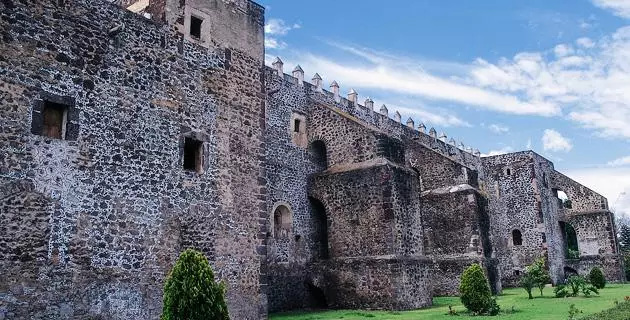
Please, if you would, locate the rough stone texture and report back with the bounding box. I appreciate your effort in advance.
[264,63,624,312]
[0,0,266,319]
[0,0,625,318]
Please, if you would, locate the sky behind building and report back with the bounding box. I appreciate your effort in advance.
[261,0,630,219]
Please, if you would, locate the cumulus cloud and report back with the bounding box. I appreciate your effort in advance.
[591,0,630,18]
[608,155,630,166]
[542,129,573,152]
[264,18,300,50]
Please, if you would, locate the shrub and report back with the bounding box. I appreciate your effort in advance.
[554,284,569,298]
[588,267,606,289]
[487,298,500,316]
[459,264,492,314]
[526,257,551,296]
[567,304,582,320]
[161,248,229,320]
[567,248,580,259]
[519,272,535,299]
[567,275,585,297]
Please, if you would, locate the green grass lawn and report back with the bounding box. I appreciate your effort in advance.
[270,284,630,320]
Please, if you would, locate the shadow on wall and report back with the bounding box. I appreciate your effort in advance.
[308,140,328,171]
[309,196,329,260]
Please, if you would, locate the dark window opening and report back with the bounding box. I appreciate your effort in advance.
[190,16,202,39]
[506,168,512,176]
[294,119,301,133]
[561,222,579,259]
[514,270,521,277]
[542,233,546,243]
[310,197,329,260]
[512,229,523,246]
[183,137,203,172]
[42,101,68,139]
[308,140,328,171]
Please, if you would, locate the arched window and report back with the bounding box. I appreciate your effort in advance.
[308,140,328,170]
[512,229,523,246]
[309,197,329,260]
[273,205,292,239]
[506,168,512,176]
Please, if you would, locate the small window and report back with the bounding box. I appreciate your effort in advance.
[42,101,68,139]
[294,119,301,133]
[190,16,202,39]
[273,205,292,239]
[514,270,521,277]
[541,233,546,243]
[183,137,203,172]
[506,168,512,176]
[512,229,523,246]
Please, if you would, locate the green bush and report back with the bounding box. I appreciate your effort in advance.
[487,298,500,316]
[561,275,599,298]
[554,284,569,298]
[527,257,551,296]
[519,272,535,299]
[459,264,492,314]
[588,267,606,289]
[567,248,580,259]
[161,248,229,320]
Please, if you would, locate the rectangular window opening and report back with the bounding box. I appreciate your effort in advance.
[294,119,301,133]
[183,137,203,172]
[190,16,202,39]
[42,101,68,139]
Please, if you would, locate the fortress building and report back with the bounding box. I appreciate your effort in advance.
[0,0,625,319]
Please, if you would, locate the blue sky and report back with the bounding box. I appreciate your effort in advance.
[261,0,630,219]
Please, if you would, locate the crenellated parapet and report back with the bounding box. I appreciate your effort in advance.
[265,58,483,169]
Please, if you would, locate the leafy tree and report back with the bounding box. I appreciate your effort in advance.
[588,267,606,289]
[459,264,492,314]
[161,248,229,320]
[519,272,535,299]
[526,257,551,296]
[620,224,630,253]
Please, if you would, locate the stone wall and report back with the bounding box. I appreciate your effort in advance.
[0,0,266,319]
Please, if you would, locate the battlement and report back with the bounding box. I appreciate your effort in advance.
[267,57,483,169]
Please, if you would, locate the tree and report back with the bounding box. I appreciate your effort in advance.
[519,272,535,299]
[459,264,492,314]
[526,257,551,296]
[620,224,630,253]
[161,249,229,320]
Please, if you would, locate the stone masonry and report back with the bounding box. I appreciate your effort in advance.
[0,0,625,319]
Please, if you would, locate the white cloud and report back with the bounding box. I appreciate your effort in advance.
[591,0,630,18]
[542,129,573,152]
[608,155,630,166]
[488,124,509,134]
[264,18,300,51]
[554,44,574,57]
[576,37,595,48]
[565,167,630,218]
[481,146,514,157]
[264,38,286,50]
[264,18,300,35]
[279,46,560,117]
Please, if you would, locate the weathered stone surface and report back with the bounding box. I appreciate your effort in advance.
[0,0,625,318]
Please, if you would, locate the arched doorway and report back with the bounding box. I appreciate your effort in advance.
[560,221,579,259]
[273,204,292,239]
[308,140,328,171]
[309,197,329,260]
